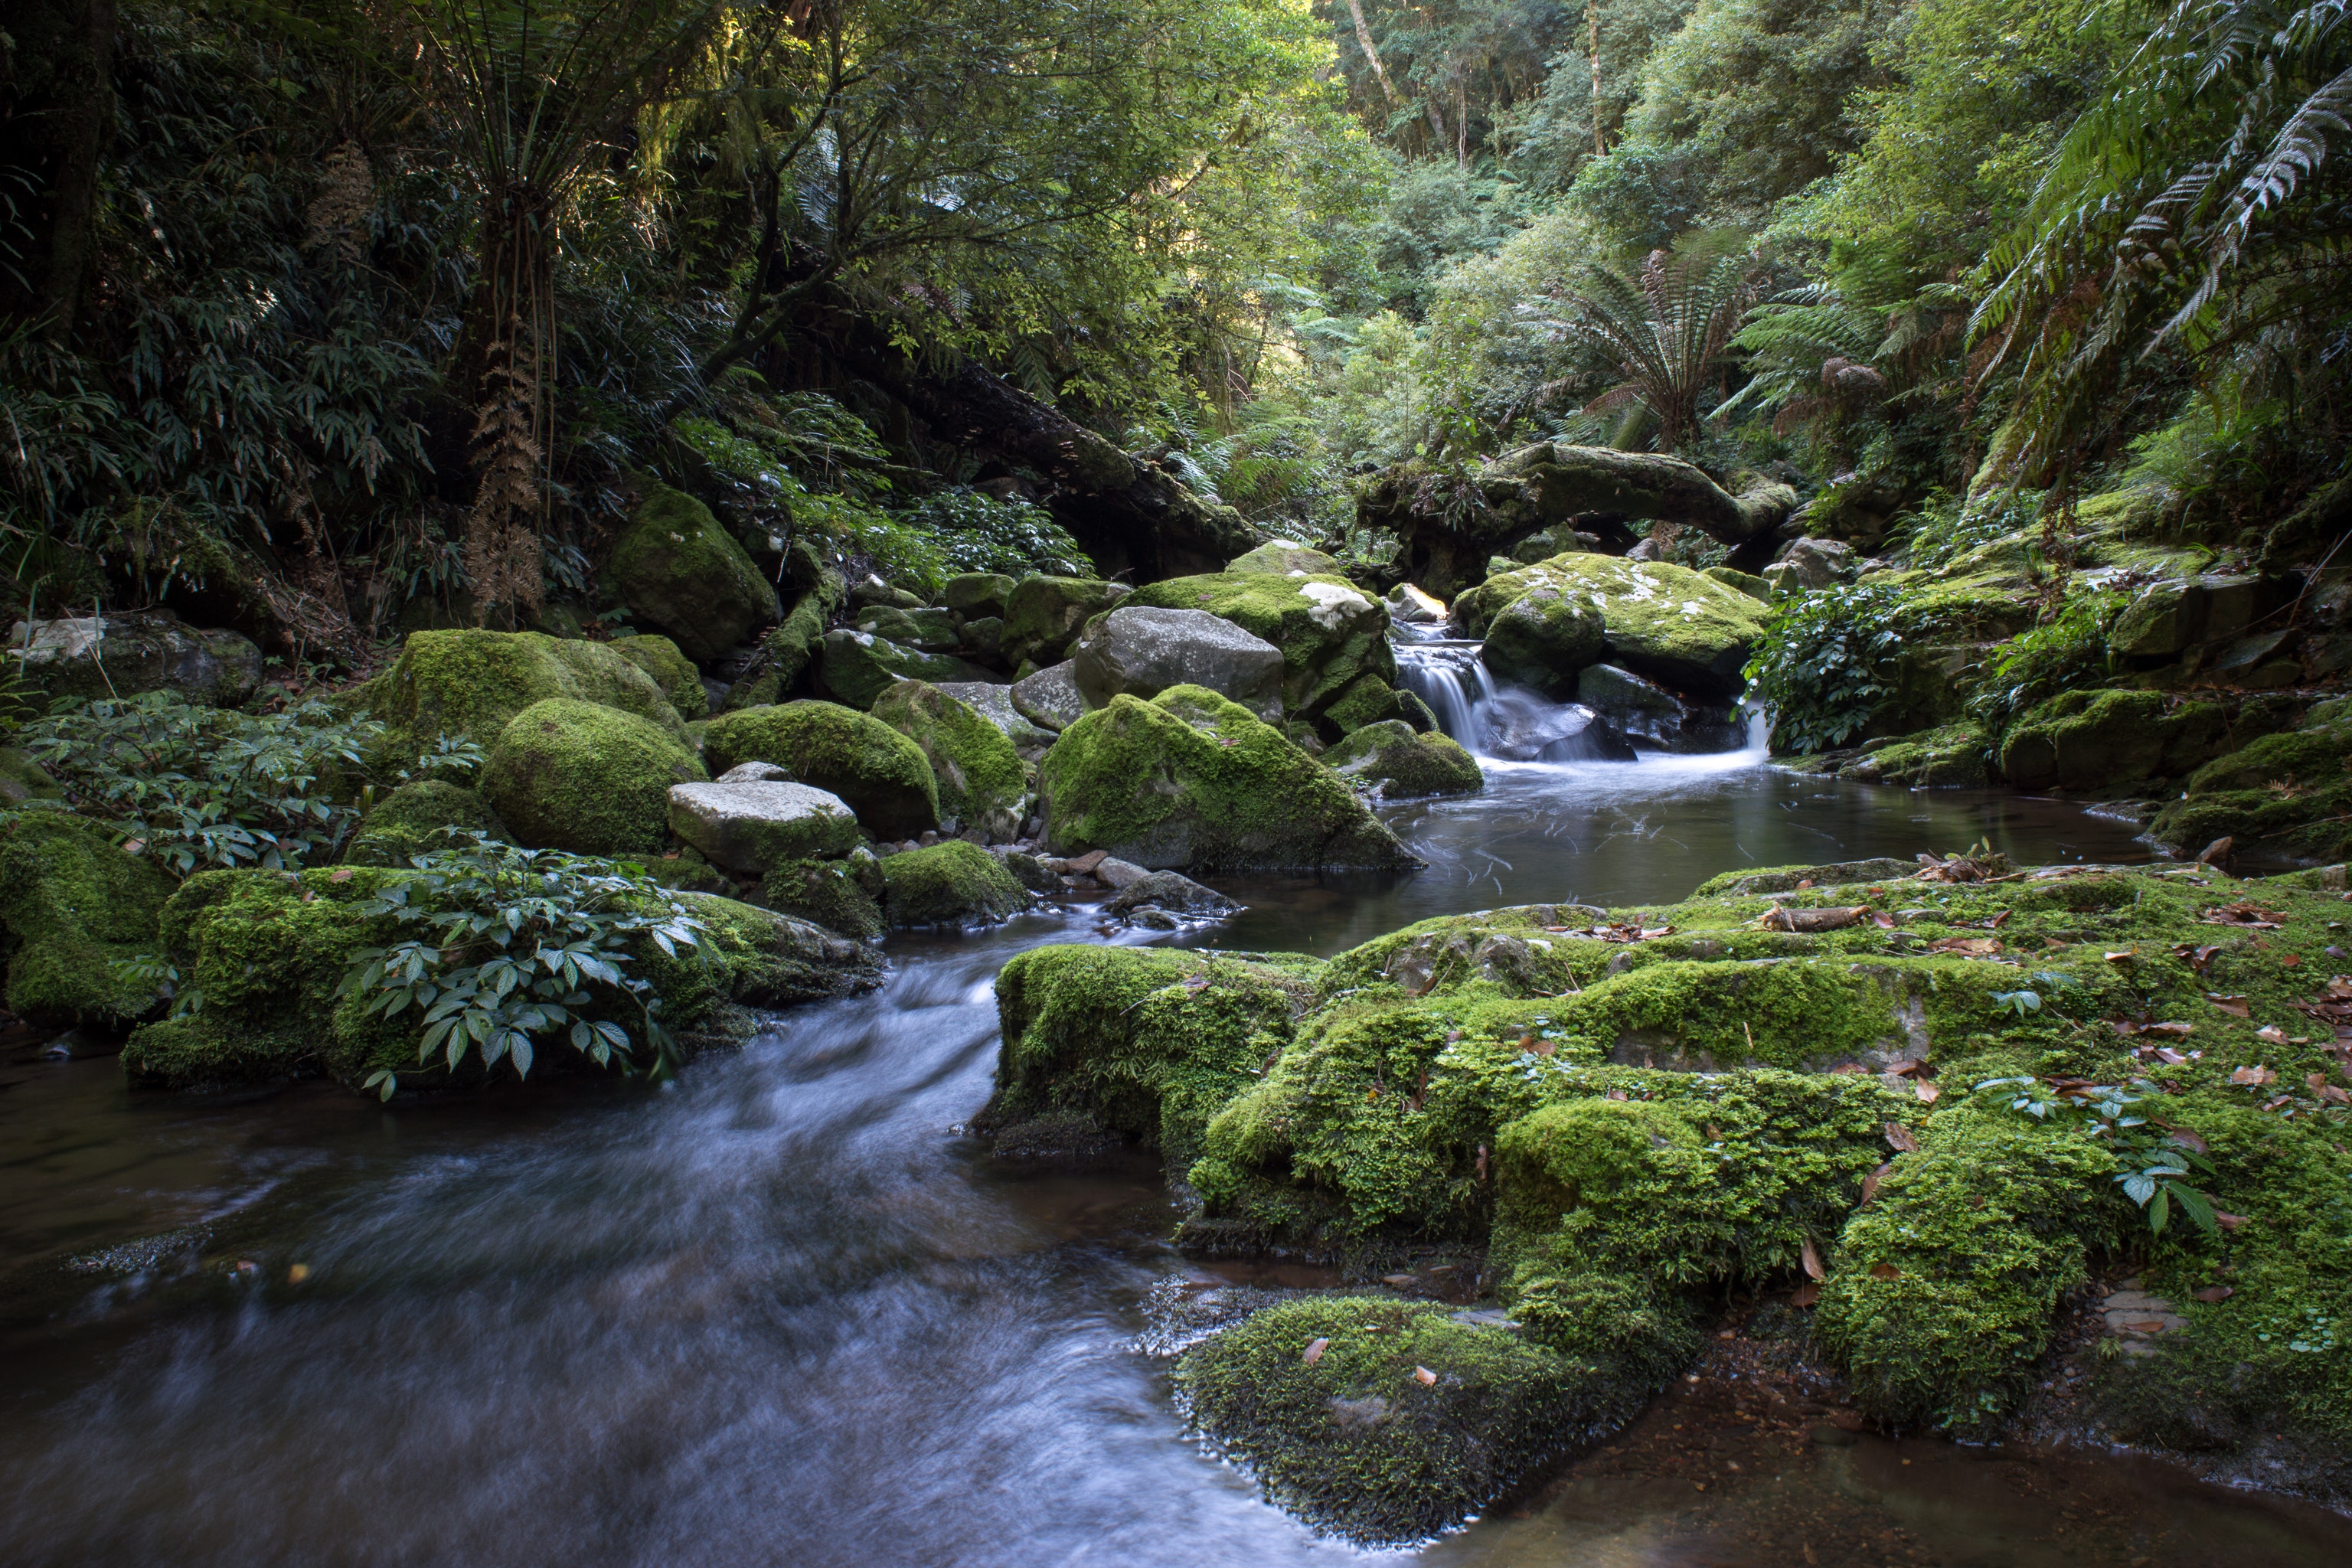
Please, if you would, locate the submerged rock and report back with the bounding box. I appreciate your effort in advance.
[1479,697,1638,762]
[1100,869,1243,928]
[1037,685,1418,871]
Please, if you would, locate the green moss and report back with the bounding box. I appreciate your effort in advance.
[981,943,1314,1164]
[609,633,708,720]
[757,854,886,939]
[999,575,1129,668]
[606,482,778,662]
[480,697,708,857]
[1453,555,1767,696]
[701,700,940,839]
[1998,688,2229,792]
[1173,1296,1607,1545]
[812,628,990,709]
[0,747,62,805]
[877,839,1031,926]
[1037,685,1414,871]
[1323,720,1482,798]
[1814,1107,2122,1436]
[727,564,848,710]
[1125,570,1393,719]
[0,812,179,1026]
[871,681,1029,840]
[120,1013,315,1089]
[1838,724,1992,788]
[345,779,512,867]
[367,629,686,752]
[1478,583,1605,697]
[1321,671,1410,733]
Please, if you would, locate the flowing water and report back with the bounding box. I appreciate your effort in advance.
[3,657,2349,1566]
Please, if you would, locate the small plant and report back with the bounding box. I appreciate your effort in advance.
[1965,590,2127,735]
[338,831,706,1099]
[1743,580,1911,753]
[900,488,1094,579]
[1976,1075,2219,1233]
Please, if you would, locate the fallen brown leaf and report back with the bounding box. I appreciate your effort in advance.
[2230,1064,2278,1086]
[1761,905,1867,933]
[1868,1263,1902,1281]
[2257,1026,2288,1044]
[1413,1366,1438,1387]
[1302,1338,1328,1366]
[1884,1122,1919,1154]
[2207,993,2251,1018]
[2282,954,2305,968]
[1801,1239,1825,1281]
[2191,1285,2234,1303]
[1915,1080,1942,1103]
[1860,1162,1893,1204]
[2216,1210,2248,1230]
[1789,1282,1820,1308]
[2105,949,2136,963]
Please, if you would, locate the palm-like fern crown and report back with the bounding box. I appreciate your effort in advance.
[1520,246,1761,450]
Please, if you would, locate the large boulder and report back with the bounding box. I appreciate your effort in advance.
[942,572,1016,620]
[812,628,992,710]
[757,852,887,940]
[1454,555,1767,698]
[1123,569,1393,723]
[871,682,1029,841]
[366,629,686,748]
[480,697,709,856]
[1009,661,1086,731]
[345,779,512,866]
[878,839,1032,926]
[0,812,177,1027]
[10,611,261,708]
[1227,541,1344,576]
[851,604,961,652]
[668,769,864,873]
[933,681,1057,760]
[1996,689,2229,791]
[2109,573,2295,658]
[1762,537,1857,593]
[1037,685,1417,871]
[1477,584,1605,697]
[1071,606,1285,719]
[1001,576,1131,669]
[700,701,941,840]
[1322,720,1483,798]
[608,633,707,720]
[606,482,779,661]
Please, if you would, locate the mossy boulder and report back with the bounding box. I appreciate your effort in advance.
[481,698,708,856]
[0,812,178,1027]
[1174,1297,1605,1545]
[871,681,1030,841]
[758,854,886,939]
[701,701,940,840]
[366,629,687,750]
[1227,541,1344,575]
[1997,688,2229,791]
[725,556,848,710]
[606,482,778,661]
[1037,685,1417,871]
[1001,576,1130,669]
[1323,720,1482,798]
[2148,720,2352,861]
[980,944,1315,1161]
[851,604,960,652]
[877,839,1032,926]
[934,680,1058,761]
[345,779,513,867]
[812,628,992,710]
[942,572,1015,619]
[1125,570,1393,723]
[1452,554,1767,697]
[1837,724,1992,789]
[1321,671,1413,733]
[609,633,708,720]
[1477,583,1606,697]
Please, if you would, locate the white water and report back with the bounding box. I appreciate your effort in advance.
[1392,637,1768,765]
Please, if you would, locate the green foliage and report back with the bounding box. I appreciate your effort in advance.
[1964,590,2125,735]
[17,693,390,874]
[898,489,1093,580]
[1743,580,1907,751]
[339,831,706,1098]
[1975,1073,2220,1234]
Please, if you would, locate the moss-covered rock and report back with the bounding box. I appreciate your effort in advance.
[757,853,887,939]
[1125,570,1394,723]
[1998,688,2229,791]
[1320,671,1412,733]
[1478,583,1605,697]
[345,779,513,867]
[1836,724,1993,788]
[1001,576,1130,668]
[119,1012,316,1089]
[0,747,61,805]
[1323,720,1482,798]
[942,571,1016,619]
[366,629,687,750]
[812,628,992,710]
[2148,720,2352,861]
[1454,554,1768,697]
[12,612,263,708]
[0,812,178,1027]
[877,838,1032,926]
[1174,1296,1607,1545]
[1227,541,1344,575]
[871,681,1030,840]
[480,698,708,856]
[851,604,960,652]
[606,482,778,661]
[1037,685,1417,871]
[609,633,708,720]
[701,701,941,839]
[725,555,848,710]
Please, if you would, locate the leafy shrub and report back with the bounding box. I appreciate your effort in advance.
[900,488,1093,578]
[18,693,389,874]
[340,831,706,1098]
[1974,1074,2218,1234]
[1964,590,2125,733]
[1743,580,1909,753]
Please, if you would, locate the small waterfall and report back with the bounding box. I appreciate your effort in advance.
[1392,639,1635,761]
[1393,640,1496,743]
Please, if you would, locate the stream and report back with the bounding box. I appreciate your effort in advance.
[4,669,2350,1566]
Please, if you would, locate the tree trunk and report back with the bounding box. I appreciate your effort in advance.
[40,0,116,341]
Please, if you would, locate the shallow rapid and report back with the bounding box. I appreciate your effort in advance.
[2,716,2347,1566]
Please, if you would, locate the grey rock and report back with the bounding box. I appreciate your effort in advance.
[813,629,993,710]
[1102,869,1243,925]
[851,605,961,652]
[668,779,864,872]
[1071,606,1284,719]
[934,679,1056,760]
[942,572,1016,619]
[1010,660,1087,731]
[11,612,263,707]
[1763,537,1857,593]
[1095,855,1150,890]
[992,848,1061,893]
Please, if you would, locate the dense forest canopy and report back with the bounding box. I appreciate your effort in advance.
[1,0,2347,663]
